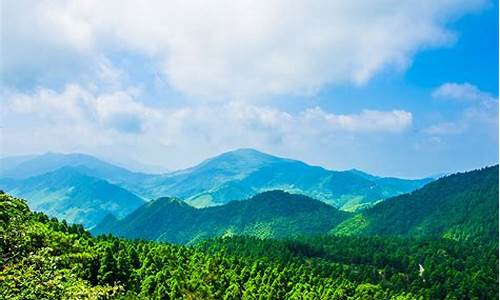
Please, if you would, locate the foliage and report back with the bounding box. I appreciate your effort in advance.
[93,190,351,244]
[1,191,498,299]
[96,166,498,246]
[199,235,498,299]
[0,191,121,299]
[332,165,499,241]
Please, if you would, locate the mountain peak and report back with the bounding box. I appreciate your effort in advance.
[216,148,280,160]
[40,152,98,160]
[347,168,377,180]
[186,148,287,176]
[229,148,269,155]
[93,189,350,244]
[151,196,191,207]
[0,151,143,182]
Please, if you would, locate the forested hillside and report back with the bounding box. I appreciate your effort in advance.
[1,192,497,299]
[0,167,145,228]
[94,166,498,245]
[93,190,350,244]
[333,165,499,241]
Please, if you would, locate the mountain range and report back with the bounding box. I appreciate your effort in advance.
[94,165,499,243]
[93,190,350,244]
[0,148,433,227]
[0,152,151,182]
[129,149,433,210]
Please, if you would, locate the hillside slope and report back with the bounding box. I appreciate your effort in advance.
[333,165,499,241]
[0,166,145,228]
[4,192,496,299]
[93,190,351,244]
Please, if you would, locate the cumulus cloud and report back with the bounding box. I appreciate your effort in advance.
[2,1,495,176]
[432,82,497,102]
[2,0,486,99]
[302,108,412,133]
[425,82,498,136]
[1,84,412,168]
[4,85,160,138]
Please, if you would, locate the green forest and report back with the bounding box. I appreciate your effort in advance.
[1,189,498,299]
[94,166,499,245]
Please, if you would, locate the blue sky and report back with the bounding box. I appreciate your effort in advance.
[1,0,498,178]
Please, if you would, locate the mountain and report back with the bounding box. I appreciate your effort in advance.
[1,149,433,211]
[332,165,499,241]
[129,149,285,203]
[109,157,169,174]
[0,154,37,174]
[0,152,151,184]
[131,148,433,210]
[93,190,351,244]
[93,164,499,244]
[0,166,145,228]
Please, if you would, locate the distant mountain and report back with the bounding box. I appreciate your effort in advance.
[0,154,37,174]
[93,190,351,244]
[131,148,433,210]
[129,149,285,203]
[0,166,145,228]
[0,152,151,184]
[0,149,433,211]
[108,158,169,174]
[332,165,499,241]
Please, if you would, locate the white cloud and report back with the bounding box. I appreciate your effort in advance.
[432,82,496,102]
[425,82,498,136]
[1,84,412,169]
[302,108,412,133]
[423,122,465,135]
[5,84,157,134]
[2,0,486,99]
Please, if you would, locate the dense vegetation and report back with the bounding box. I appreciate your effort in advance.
[95,166,498,245]
[93,191,350,244]
[1,191,498,299]
[199,236,498,299]
[333,165,499,241]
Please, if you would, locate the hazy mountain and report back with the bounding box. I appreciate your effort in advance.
[93,190,351,244]
[0,149,433,211]
[132,148,433,210]
[333,165,499,241]
[0,166,145,228]
[0,152,151,184]
[0,154,37,174]
[106,157,170,174]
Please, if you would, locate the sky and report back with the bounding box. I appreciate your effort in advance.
[1,0,498,178]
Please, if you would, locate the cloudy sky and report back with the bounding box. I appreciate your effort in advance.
[1,0,498,177]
